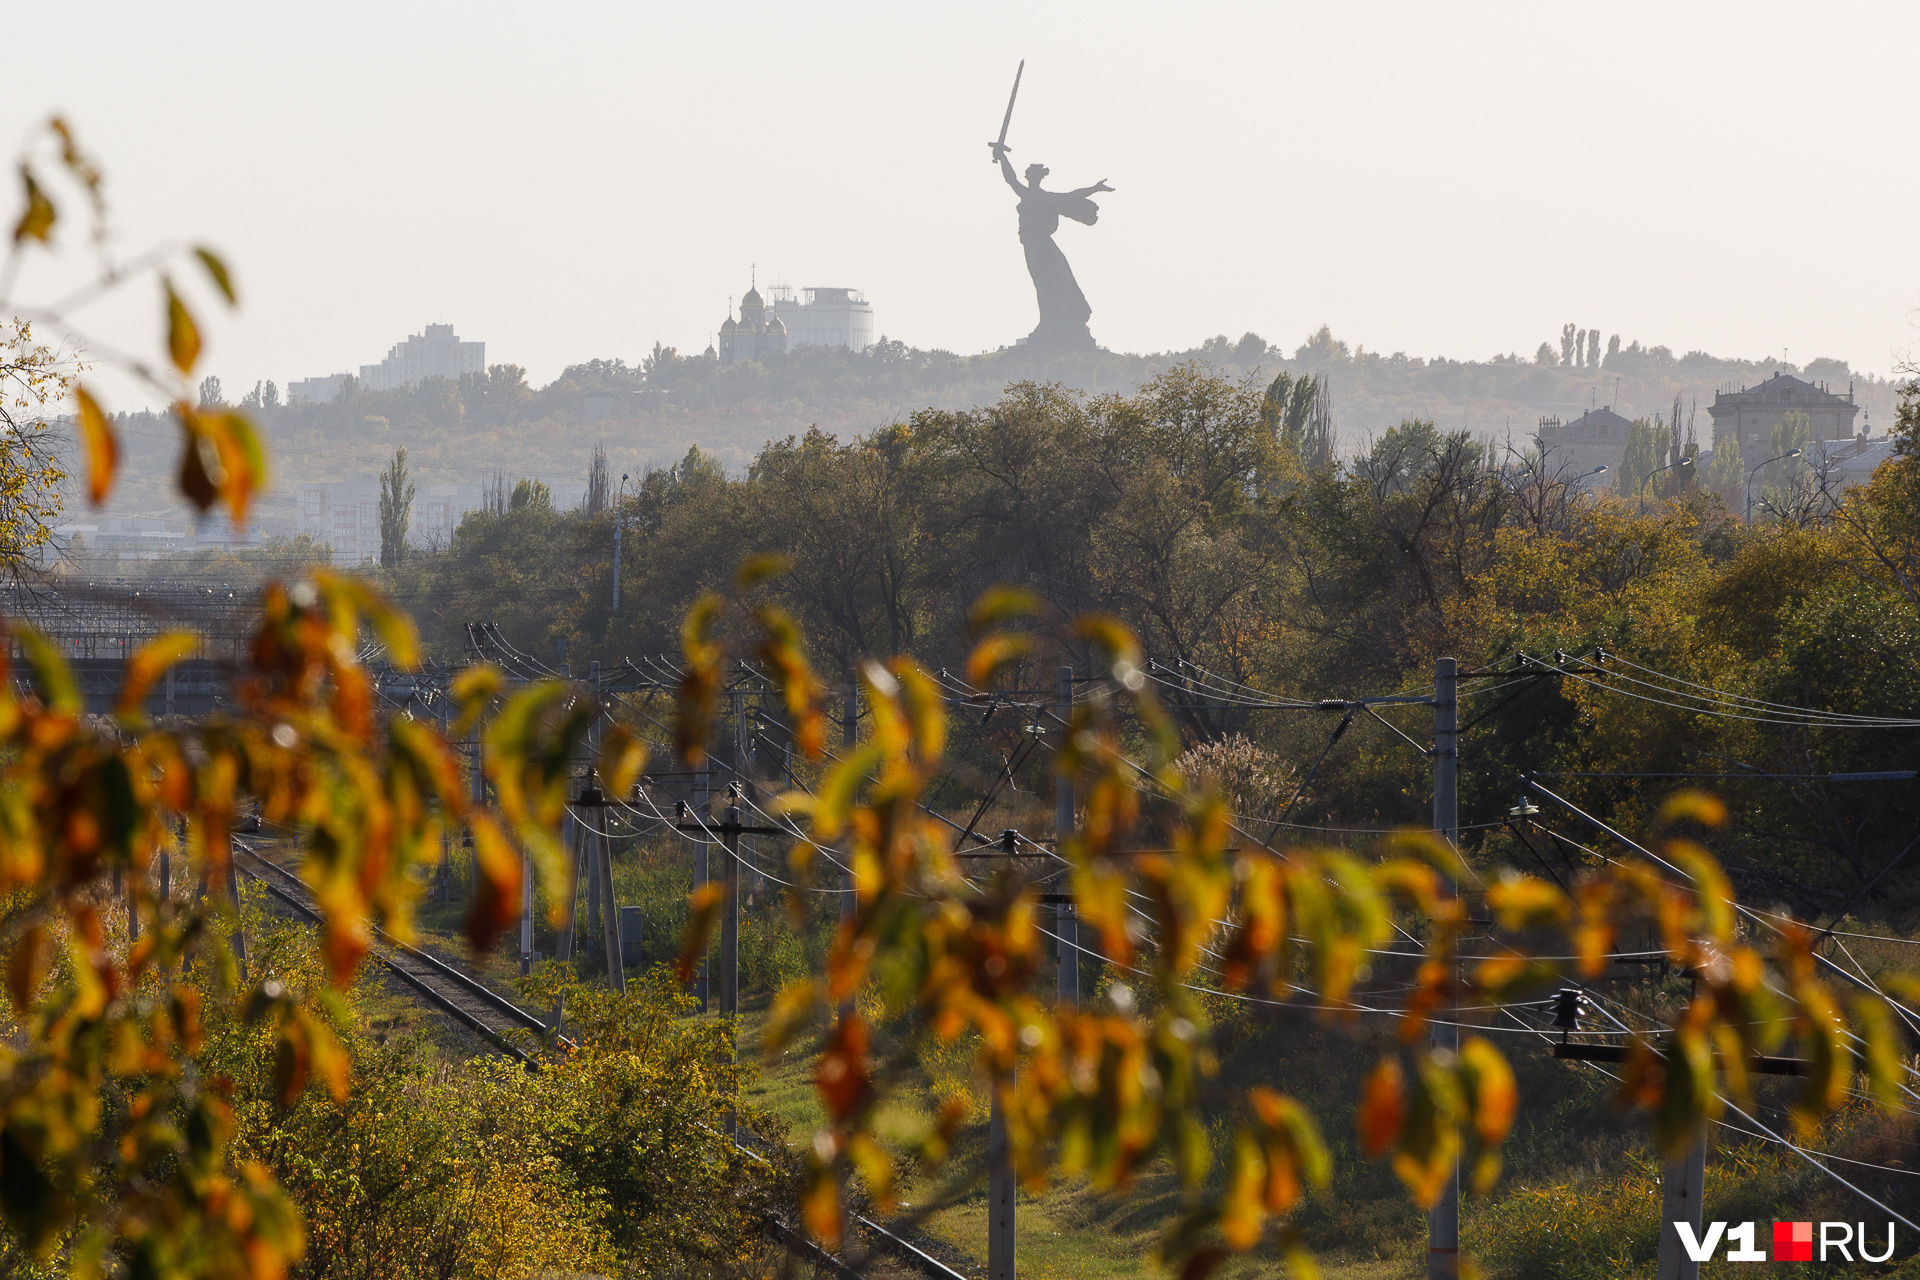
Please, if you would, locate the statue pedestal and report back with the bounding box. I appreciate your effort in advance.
[1025,320,1097,353]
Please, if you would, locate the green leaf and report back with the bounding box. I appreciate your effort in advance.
[193,246,238,305]
[15,625,78,713]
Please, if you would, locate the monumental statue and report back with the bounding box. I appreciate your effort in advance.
[988,62,1111,352]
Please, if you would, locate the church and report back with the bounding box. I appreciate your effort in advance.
[717,282,787,365]
[717,273,875,365]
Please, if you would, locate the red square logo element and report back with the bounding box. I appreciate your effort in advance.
[1773,1221,1813,1261]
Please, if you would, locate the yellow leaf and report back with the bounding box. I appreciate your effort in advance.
[193,245,237,305]
[1658,790,1726,830]
[967,585,1042,629]
[12,166,53,243]
[207,410,268,525]
[163,276,201,374]
[118,631,198,721]
[735,551,792,588]
[598,723,648,799]
[965,633,1033,689]
[676,882,725,983]
[73,386,117,506]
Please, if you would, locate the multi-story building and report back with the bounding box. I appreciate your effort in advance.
[1534,406,1634,478]
[359,324,486,391]
[295,480,484,563]
[772,285,874,353]
[717,277,874,365]
[1705,372,1860,452]
[286,373,352,404]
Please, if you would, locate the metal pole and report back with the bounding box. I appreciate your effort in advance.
[988,1088,1015,1280]
[1654,1135,1708,1280]
[722,795,742,1138]
[1428,656,1459,1280]
[436,689,452,903]
[1055,665,1077,1007]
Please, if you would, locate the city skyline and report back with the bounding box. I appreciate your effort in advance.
[7,1,1918,410]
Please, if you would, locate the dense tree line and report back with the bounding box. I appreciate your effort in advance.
[381,362,1920,926]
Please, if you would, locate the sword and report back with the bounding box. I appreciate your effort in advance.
[990,59,1024,160]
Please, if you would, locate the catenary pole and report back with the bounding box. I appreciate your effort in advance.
[1055,665,1077,1007]
[1655,1134,1708,1280]
[722,788,742,1138]
[1428,657,1459,1280]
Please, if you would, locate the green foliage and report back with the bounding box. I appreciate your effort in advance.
[378,446,415,568]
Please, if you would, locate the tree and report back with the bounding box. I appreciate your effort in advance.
[1616,417,1662,499]
[585,441,611,514]
[511,477,552,510]
[1705,427,1743,504]
[0,321,70,579]
[198,373,223,405]
[378,445,415,567]
[1535,341,1555,366]
[1560,322,1577,366]
[264,378,279,409]
[1606,333,1621,367]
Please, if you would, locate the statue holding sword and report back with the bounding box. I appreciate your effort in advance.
[988,61,1111,352]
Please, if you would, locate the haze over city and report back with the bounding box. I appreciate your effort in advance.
[9,0,1920,401]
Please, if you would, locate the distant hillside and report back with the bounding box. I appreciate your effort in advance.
[93,326,1903,533]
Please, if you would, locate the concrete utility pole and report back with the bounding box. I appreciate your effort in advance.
[224,830,246,978]
[557,812,580,962]
[988,1087,1015,1280]
[1655,1135,1708,1280]
[1055,665,1077,1007]
[840,668,857,1018]
[695,758,710,1012]
[721,788,742,1138]
[1428,657,1459,1280]
[593,793,625,995]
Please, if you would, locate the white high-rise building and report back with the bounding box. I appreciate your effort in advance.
[358,324,485,391]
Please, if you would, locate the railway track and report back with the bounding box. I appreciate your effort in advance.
[229,841,971,1280]
[231,841,551,1065]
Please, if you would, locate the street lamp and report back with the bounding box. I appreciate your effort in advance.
[611,472,630,613]
[1639,455,1694,511]
[1746,448,1803,526]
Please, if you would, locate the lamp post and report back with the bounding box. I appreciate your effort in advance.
[1638,455,1694,512]
[1746,448,1802,527]
[611,472,630,613]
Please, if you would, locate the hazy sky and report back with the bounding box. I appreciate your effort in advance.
[8,1,1919,405]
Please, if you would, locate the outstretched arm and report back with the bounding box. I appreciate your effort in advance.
[992,145,1025,194]
[1069,178,1115,198]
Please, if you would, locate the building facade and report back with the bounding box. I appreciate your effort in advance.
[718,278,874,365]
[1705,373,1859,452]
[358,324,486,391]
[1534,406,1634,478]
[286,373,352,405]
[772,286,874,352]
[295,480,484,563]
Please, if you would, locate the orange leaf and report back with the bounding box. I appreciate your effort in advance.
[466,815,522,953]
[1356,1056,1405,1157]
[675,882,725,984]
